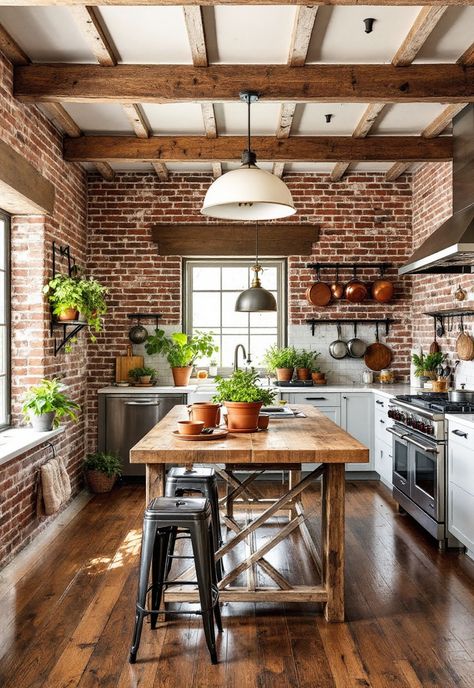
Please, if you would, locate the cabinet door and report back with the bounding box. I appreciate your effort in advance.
[341,393,373,471]
[374,436,393,486]
[449,483,474,553]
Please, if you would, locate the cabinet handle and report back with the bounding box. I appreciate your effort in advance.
[376,400,384,406]
[399,478,407,486]
[305,397,327,401]
[342,396,347,400]
[379,419,385,424]
[125,401,161,407]
[452,429,468,439]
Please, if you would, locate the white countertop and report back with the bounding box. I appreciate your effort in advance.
[98,385,197,394]
[446,414,474,429]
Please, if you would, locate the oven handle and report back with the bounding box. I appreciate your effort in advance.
[403,434,438,454]
[386,426,407,440]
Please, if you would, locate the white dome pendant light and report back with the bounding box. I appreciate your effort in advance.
[235,223,277,312]
[201,91,296,221]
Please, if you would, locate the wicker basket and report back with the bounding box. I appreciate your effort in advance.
[85,469,117,494]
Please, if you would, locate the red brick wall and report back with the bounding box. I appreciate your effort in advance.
[0,54,88,567]
[86,171,413,441]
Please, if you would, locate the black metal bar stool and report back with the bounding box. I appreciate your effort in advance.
[165,466,224,580]
[129,496,222,665]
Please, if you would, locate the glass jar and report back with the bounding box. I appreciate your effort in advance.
[379,369,394,384]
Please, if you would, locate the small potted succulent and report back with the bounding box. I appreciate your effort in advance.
[412,351,445,381]
[145,329,218,386]
[22,378,80,432]
[263,345,298,382]
[213,369,275,431]
[295,349,321,381]
[129,366,156,385]
[84,451,122,493]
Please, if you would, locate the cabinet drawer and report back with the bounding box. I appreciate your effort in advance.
[374,436,393,485]
[289,392,340,407]
[374,410,393,443]
[449,483,474,552]
[449,440,474,497]
[374,395,390,412]
[449,423,473,452]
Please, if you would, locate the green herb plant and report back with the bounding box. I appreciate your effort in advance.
[295,349,321,370]
[213,369,276,405]
[128,366,156,381]
[43,274,82,317]
[84,451,122,478]
[412,351,445,377]
[22,378,80,428]
[77,277,108,341]
[263,345,298,372]
[145,329,218,367]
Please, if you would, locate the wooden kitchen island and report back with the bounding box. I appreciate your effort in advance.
[130,405,369,622]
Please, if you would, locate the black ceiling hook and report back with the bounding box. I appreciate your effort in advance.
[363,18,375,34]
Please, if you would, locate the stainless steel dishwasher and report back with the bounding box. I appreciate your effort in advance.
[98,393,186,478]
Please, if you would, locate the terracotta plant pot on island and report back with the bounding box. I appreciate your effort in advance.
[276,368,294,382]
[172,366,193,386]
[225,401,263,431]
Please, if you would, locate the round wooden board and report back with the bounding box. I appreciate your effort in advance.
[456,332,474,361]
[172,429,229,441]
[364,342,393,372]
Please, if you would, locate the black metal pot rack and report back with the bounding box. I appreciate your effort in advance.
[307,262,392,276]
[127,313,162,329]
[306,317,398,337]
[50,242,87,356]
[424,309,474,336]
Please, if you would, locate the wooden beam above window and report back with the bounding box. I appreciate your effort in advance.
[14,63,474,104]
[151,224,319,257]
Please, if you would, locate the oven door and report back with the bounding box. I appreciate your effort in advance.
[407,434,444,522]
[389,426,410,497]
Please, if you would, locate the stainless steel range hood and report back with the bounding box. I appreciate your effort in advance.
[400,104,474,275]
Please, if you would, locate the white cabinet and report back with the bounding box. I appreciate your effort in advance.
[341,393,374,471]
[448,418,474,557]
[283,392,341,426]
[373,393,394,486]
[374,437,393,486]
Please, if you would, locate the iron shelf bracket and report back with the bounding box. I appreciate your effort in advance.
[127,313,162,329]
[306,262,392,277]
[306,317,398,337]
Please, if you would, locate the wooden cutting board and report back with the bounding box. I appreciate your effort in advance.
[115,345,144,382]
[456,331,474,361]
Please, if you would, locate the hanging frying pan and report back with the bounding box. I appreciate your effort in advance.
[330,266,344,301]
[306,267,332,307]
[329,323,348,360]
[347,323,367,359]
[364,322,393,372]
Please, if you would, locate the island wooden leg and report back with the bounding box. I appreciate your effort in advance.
[322,463,345,622]
[146,464,165,504]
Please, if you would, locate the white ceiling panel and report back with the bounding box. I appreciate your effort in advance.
[214,103,281,136]
[108,162,154,172]
[292,104,368,136]
[371,103,450,135]
[62,103,133,134]
[414,7,474,63]
[351,162,393,172]
[306,6,421,64]
[223,162,274,172]
[204,5,294,64]
[141,103,204,135]
[0,7,94,63]
[166,163,212,173]
[285,163,336,173]
[96,6,193,64]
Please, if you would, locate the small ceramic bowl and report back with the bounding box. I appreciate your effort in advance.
[177,420,205,436]
[258,413,270,430]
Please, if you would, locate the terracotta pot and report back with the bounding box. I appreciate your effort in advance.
[225,401,262,431]
[311,371,325,383]
[85,470,117,494]
[171,366,193,386]
[139,375,151,384]
[276,367,294,382]
[57,307,79,321]
[177,420,204,435]
[296,367,310,380]
[188,402,221,427]
[258,413,270,430]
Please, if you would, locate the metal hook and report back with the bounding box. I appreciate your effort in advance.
[45,442,56,459]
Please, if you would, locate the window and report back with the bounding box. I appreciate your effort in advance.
[184,259,286,370]
[0,211,10,429]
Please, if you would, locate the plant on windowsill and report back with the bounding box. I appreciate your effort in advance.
[83,451,122,493]
[412,351,445,380]
[212,369,276,431]
[263,345,298,382]
[128,366,156,385]
[22,378,80,432]
[294,349,321,381]
[145,329,218,387]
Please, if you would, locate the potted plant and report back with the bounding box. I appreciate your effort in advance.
[295,349,321,381]
[129,366,156,385]
[263,345,298,382]
[145,329,218,386]
[412,351,445,380]
[77,276,107,343]
[22,378,80,432]
[43,273,82,321]
[311,366,326,384]
[213,369,275,431]
[84,451,122,493]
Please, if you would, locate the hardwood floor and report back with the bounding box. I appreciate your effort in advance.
[1,480,473,688]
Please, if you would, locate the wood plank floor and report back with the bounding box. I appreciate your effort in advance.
[1,480,473,688]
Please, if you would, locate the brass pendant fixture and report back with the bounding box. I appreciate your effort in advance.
[235,223,277,312]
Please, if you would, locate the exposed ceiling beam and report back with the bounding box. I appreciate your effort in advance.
[183,6,207,67]
[272,162,286,178]
[211,162,222,178]
[458,42,474,67]
[0,23,29,64]
[121,103,149,138]
[152,162,169,181]
[384,102,467,180]
[63,134,452,163]
[201,102,217,138]
[41,103,82,137]
[391,6,447,67]
[329,6,448,182]
[0,1,469,7]
[14,63,474,104]
[95,162,115,181]
[69,6,116,65]
[329,162,350,182]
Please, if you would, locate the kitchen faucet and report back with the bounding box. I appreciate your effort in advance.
[234,344,251,371]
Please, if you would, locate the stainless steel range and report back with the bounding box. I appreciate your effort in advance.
[388,394,474,548]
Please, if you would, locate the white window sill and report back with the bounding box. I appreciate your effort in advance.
[0,427,64,467]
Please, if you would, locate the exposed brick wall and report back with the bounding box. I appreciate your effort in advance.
[411,161,474,382]
[0,54,88,567]
[86,171,413,442]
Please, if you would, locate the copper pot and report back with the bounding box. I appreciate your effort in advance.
[372,279,394,303]
[344,268,368,303]
[330,266,344,300]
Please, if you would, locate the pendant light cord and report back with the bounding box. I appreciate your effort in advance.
[247,96,251,168]
[255,221,259,264]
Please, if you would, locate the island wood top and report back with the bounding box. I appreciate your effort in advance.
[130,405,369,465]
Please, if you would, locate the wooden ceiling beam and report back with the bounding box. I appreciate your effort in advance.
[329,162,350,182]
[211,162,222,178]
[152,162,169,181]
[95,162,115,181]
[14,63,474,104]
[384,162,410,182]
[183,6,208,67]
[0,1,469,7]
[458,42,474,67]
[41,103,82,137]
[121,103,149,138]
[69,6,116,65]
[63,134,452,163]
[0,23,29,65]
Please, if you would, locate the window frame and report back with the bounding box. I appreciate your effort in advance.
[0,210,11,431]
[183,257,287,372]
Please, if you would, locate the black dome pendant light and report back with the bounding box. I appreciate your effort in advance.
[235,223,277,312]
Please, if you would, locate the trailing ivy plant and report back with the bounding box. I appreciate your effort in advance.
[212,369,276,405]
[145,329,218,368]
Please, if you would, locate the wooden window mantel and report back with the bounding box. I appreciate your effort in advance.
[151,224,319,257]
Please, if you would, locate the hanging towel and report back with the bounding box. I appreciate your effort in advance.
[37,458,72,516]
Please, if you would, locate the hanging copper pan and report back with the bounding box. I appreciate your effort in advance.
[364,323,393,372]
[345,267,368,303]
[372,279,394,303]
[306,267,332,307]
[330,265,345,301]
